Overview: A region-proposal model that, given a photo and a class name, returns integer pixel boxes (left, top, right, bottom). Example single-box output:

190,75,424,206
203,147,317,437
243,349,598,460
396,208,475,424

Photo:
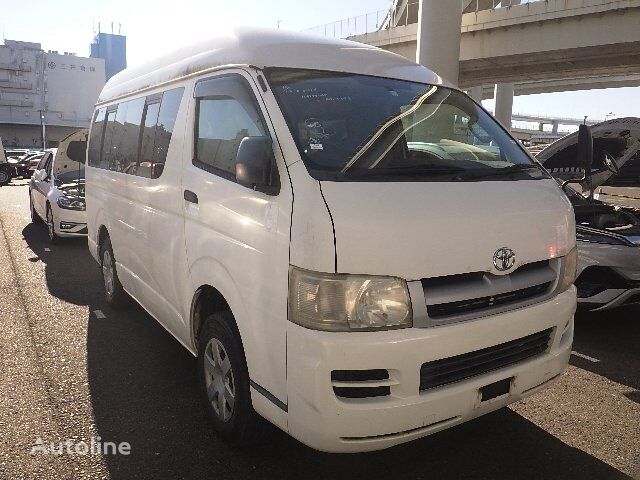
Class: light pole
39,110,46,150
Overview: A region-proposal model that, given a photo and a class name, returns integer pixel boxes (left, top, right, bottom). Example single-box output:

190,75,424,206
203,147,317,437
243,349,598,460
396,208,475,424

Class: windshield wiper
339,164,465,180
459,163,542,180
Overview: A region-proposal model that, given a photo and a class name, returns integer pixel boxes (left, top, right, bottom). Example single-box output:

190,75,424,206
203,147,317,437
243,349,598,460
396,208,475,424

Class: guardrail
304,0,541,39
303,9,390,39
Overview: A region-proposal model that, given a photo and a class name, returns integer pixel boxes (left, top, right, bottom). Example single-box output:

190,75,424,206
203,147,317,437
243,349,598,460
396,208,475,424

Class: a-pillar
416,0,463,85
493,83,514,131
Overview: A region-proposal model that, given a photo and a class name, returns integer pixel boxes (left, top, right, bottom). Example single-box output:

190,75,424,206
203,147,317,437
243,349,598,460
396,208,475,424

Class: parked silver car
538,123,640,310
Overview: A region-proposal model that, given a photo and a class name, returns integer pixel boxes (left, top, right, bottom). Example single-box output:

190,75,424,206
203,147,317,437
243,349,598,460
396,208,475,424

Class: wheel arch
190,284,237,353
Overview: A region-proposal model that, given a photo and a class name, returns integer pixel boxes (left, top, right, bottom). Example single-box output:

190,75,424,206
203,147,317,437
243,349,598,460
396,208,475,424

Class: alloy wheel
102,250,115,297
47,208,55,241
203,338,235,422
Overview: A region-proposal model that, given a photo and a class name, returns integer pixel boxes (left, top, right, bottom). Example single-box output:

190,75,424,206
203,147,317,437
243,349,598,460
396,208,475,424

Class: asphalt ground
0,179,638,480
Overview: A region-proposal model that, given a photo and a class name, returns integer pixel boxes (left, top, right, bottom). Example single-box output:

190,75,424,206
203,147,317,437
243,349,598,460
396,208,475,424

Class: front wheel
30,192,41,224
198,312,270,447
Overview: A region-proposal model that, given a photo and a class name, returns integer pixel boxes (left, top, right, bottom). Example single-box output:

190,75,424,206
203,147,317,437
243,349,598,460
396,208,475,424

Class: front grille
419,328,553,391
427,282,551,319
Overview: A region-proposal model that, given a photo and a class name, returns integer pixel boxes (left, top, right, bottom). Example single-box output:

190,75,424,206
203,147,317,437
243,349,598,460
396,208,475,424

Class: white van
86,28,577,453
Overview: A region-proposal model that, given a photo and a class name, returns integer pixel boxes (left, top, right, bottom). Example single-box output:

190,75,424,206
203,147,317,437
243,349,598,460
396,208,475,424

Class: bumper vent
331,369,391,399
419,328,552,391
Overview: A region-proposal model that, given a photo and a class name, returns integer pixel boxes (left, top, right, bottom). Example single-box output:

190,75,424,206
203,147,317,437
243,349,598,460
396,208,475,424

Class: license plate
480,377,512,402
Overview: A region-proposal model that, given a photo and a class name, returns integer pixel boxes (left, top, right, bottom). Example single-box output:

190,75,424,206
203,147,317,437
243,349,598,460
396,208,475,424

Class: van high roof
98,27,448,104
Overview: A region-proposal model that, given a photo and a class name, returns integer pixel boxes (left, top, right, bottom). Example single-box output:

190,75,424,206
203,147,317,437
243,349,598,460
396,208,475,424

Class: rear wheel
198,312,270,447
100,236,131,309
46,205,58,244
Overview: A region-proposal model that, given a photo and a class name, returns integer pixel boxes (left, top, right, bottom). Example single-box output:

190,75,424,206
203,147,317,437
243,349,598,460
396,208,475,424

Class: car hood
536,117,640,190
320,179,575,281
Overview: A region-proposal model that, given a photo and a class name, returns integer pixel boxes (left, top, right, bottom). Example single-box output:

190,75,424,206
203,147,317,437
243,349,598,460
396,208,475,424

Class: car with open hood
29,129,88,243
537,120,640,310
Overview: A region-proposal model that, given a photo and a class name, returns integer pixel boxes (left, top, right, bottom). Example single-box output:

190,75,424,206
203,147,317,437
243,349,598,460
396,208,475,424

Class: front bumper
55,206,87,237
286,288,575,453
576,241,640,310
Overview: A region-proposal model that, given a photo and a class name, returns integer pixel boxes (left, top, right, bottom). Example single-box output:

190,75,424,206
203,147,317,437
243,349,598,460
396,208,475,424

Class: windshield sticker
309,144,324,151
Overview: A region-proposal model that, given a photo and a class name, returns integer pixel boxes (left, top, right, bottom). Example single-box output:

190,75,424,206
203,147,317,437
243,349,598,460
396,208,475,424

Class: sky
2,0,638,122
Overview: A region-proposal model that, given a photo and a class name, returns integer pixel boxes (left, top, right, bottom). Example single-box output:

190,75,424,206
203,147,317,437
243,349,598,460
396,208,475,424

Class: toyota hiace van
86,28,577,453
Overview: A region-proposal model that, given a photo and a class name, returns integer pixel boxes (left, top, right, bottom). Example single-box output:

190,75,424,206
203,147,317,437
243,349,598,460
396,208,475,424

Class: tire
198,312,270,447
0,169,9,186
46,204,59,244
100,236,131,309
29,191,41,224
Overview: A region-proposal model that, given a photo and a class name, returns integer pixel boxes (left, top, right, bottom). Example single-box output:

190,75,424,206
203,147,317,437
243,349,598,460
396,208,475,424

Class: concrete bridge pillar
493,83,514,131
468,85,484,103
416,0,462,85
552,120,559,134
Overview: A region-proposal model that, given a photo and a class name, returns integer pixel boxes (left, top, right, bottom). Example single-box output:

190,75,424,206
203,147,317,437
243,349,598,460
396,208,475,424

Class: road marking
571,351,600,363
44,248,51,252
93,310,106,319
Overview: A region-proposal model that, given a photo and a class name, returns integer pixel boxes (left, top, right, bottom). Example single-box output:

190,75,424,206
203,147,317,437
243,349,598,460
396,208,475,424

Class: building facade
90,32,127,81
0,40,105,148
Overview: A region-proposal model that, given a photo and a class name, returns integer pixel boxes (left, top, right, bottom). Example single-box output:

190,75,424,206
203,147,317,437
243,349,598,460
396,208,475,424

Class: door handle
184,190,198,204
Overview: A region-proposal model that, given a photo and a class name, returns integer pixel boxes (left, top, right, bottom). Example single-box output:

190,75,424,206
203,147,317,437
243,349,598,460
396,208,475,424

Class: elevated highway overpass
348,0,640,94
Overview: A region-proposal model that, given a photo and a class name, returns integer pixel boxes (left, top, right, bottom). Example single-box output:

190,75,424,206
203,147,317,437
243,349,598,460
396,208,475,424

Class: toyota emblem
493,247,516,272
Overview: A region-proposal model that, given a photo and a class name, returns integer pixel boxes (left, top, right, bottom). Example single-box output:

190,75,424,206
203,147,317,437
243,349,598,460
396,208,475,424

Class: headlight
57,196,86,211
288,267,412,331
576,227,635,247
557,247,578,293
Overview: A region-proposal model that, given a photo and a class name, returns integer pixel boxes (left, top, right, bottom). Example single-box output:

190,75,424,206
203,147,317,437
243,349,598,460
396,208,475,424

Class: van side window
138,98,161,179
119,97,145,173
88,108,106,167
87,87,183,179
101,109,118,170
151,88,183,177
194,75,272,182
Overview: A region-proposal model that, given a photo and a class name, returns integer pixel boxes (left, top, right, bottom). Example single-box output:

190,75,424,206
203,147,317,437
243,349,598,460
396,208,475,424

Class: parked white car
29,130,88,243
86,28,577,453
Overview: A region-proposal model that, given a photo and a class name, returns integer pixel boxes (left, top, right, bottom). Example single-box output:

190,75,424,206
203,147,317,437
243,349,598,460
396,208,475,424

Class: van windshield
266,68,546,182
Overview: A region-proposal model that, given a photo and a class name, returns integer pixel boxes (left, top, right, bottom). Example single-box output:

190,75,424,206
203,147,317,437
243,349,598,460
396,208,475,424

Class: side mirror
34,170,47,182
577,124,593,170
235,137,277,194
